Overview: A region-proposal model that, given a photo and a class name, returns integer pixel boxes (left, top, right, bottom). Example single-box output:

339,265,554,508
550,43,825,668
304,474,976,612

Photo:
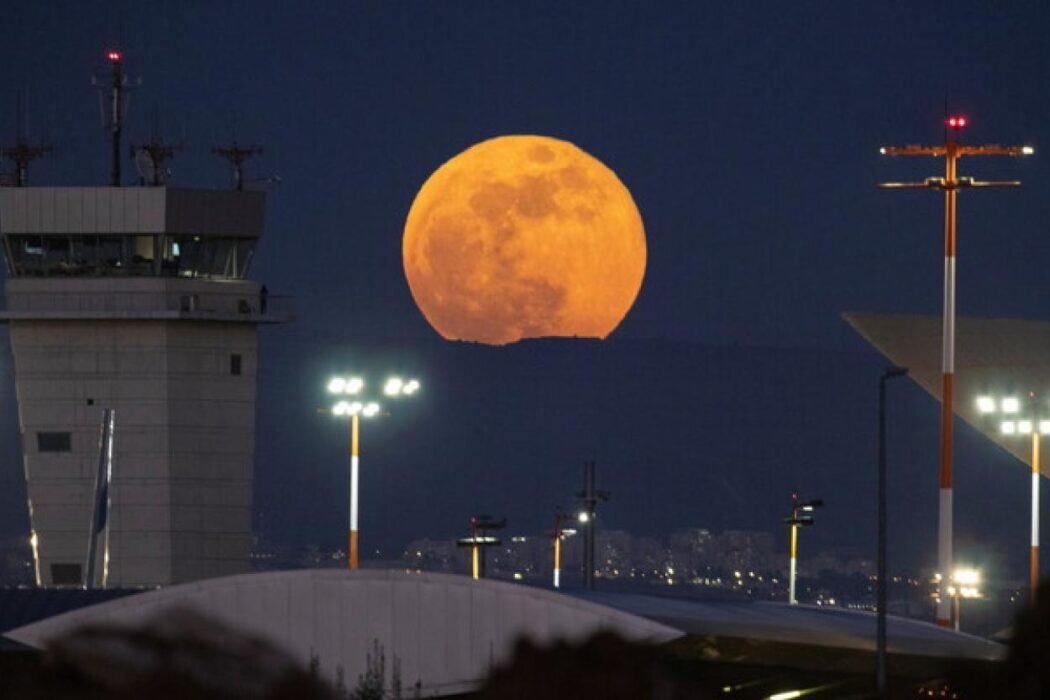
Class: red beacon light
106,50,123,62
946,116,968,130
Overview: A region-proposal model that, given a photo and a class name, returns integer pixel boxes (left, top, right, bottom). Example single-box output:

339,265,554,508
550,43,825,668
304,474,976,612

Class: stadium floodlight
976,391,1044,599
949,567,982,631
325,373,420,570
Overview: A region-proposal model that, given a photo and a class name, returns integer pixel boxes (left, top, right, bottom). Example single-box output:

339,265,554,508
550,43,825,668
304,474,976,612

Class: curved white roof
574,591,1006,662
7,570,679,696
6,570,1005,695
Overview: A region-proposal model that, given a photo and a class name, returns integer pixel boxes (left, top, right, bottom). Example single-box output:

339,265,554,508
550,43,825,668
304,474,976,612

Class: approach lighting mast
456,515,505,580
879,116,1033,626
976,392,1047,599
785,494,822,605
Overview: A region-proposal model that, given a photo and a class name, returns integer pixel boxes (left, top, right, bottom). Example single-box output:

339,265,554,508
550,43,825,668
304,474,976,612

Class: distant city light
1022,146,1035,155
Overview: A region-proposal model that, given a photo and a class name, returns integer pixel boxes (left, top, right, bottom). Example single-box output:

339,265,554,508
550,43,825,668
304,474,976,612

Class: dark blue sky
2,2,1050,581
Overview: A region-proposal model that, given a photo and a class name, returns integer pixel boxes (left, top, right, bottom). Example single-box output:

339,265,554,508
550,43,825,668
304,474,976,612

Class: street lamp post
785,495,823,605
976,393,1045,598
879,118,1033,626
327,375,419,570
877,366,908,697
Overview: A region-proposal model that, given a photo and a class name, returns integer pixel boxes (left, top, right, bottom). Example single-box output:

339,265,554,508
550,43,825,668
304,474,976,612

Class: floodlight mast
785,494,823,605
879,118,1033,627
976,391,1046,598
326,374,419,570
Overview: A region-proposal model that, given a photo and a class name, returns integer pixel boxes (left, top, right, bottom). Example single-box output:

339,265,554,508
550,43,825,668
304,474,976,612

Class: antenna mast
212,142,262,191
130,139,180,186
1,90,50,186
93,50,138,186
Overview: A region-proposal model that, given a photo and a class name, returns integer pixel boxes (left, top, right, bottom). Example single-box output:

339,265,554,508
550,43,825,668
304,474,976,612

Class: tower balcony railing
0,289,294,323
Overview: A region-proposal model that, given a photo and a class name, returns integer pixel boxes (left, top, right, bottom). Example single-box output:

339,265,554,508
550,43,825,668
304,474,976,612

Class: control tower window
7,235,44,274
3,233,254,279
37,431,72,452
51,563,82,586
164,236,255,279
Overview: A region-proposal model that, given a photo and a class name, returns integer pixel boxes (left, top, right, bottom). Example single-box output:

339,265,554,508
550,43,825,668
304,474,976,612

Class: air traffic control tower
0,184,288,587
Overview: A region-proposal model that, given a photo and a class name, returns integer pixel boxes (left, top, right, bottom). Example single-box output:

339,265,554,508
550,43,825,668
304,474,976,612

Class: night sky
2,2,1050,581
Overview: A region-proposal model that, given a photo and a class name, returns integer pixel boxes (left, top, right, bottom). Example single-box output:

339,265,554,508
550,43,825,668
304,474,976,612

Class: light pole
551,512,577,589
327,375,420,570
976,393,1045,598
456,515,505,580
948,567,982,632
880,118,1033,626
786,495,823,605
877,366,908,697
576,461,608,591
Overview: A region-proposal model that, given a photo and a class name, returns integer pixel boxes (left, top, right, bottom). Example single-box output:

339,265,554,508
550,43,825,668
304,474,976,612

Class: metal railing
0,290,293,320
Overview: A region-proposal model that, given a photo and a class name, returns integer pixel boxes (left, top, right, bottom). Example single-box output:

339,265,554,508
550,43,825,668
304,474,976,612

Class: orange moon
402,135,646,345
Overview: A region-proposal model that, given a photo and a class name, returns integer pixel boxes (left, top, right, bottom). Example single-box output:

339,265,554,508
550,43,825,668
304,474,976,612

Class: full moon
402,135,646,345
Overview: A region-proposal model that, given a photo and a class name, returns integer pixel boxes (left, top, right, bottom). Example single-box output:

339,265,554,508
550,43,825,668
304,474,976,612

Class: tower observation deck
0,186,291,587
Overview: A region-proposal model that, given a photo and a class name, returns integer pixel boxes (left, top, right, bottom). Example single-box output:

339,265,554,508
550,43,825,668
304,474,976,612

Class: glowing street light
976,392,1046,598
326,373,420,569
880,118,1033,627
785,494,823,605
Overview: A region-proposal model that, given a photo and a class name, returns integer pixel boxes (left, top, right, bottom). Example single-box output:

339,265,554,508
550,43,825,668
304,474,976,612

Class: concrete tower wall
12,310,258,587
0,187,286,588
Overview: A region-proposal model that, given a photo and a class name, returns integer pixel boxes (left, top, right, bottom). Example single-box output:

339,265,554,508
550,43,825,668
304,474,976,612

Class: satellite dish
133,147,158,185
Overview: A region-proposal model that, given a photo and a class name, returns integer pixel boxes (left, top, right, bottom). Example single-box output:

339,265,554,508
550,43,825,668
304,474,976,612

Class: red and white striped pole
1032,430,1040,597
349,413,360,570
936,144,959,627
880,120,1032,627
